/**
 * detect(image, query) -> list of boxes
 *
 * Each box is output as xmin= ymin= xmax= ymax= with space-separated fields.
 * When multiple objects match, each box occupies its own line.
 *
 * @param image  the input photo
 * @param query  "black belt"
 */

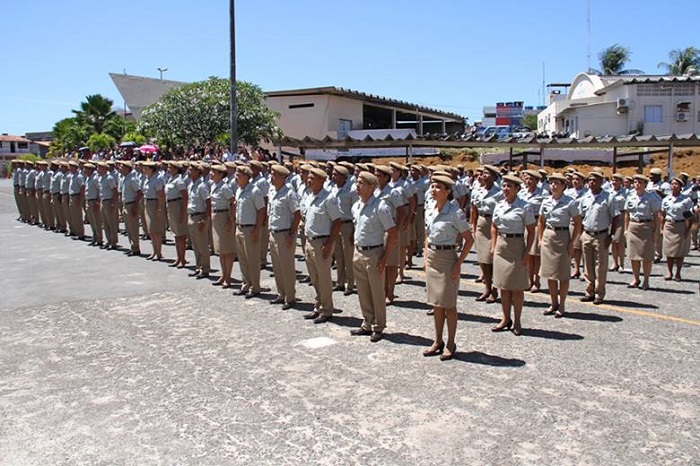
xmin=189 ymin=212 xmax=205 ymax=217
xmin=533 ymin=214 xmax=540 ymax=218
xmin=499 ymin=233 xmax=524 ymax=238
xmin=87 ymin=198 xmax=98 ymax=201
xmin=167 ymin=197 xmax=181 ymax=203
xmin=480 ymin=213 xmax=492 ymax=218
xmin=631 ymin=219 xmax=651 ymax=223
xmin=309 ymin=235 xmax=329 ymax=241
xmin=70 ymin=194 xmax=80 ymax=197
xmin=272 ymin=228 xmax=291 ymax=233
xmin=237 ymin=223 xmax=255 ymax=227
xmin=428 ymin=243 xmax=455 ymax=250
xmin=123 ymin=201 xmax=136 ymax=205
xmin=213 ymin=209 xmax=229 ymax=213
xmin=356 ymin=244 xmax=383 ymax=251
xmin=101 ymin=199 xmax=113 ymax=202
xmin=417 ymin=203 xmax=424 ymax=207
xmin=584 ymin=229 xmax=608 ymax=236
xmin=146 ymin=198 xmax=158 ymax=201
xmin=546 ymin=225 xmax=569 ymax=231
xmin=673 ymin=219 xmax=686 ymax=223
xmin=341 ymin=219 xmax=353 ymax=224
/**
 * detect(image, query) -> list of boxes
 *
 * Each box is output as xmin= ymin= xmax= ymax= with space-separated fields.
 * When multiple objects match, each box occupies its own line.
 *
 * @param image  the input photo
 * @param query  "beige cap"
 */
xmin=431 ymin=175 xmax=455 ymax=189
xmin=522 ymin=169 xmax=541 ymax=180
xmin=633 ymin=174 xmax=649 ymax=183
xmin=649 ymin=167 xmax=663 ymax=176
xmin=357 ymin=171 xmax=378 ymax=186
xmin=588 ymin=171 xmax=604 ymax=180
xmin=271 ymin=164 xmax=290 ymax=177
xmin=375 ymin=165 xmax=392 ymax=177
xmin=483 ymin=165 xmax=499 ymax=176
xmin=333 ymin=165 xmax=349 ymax=177
xmin=249 ymin=160 xmax=263 ymax=170
xmin=389 ymin=161 xmax=408 ymax=171
xmin=548 ymin=173 xmax=567 ymax=183
xmin=502 ymin=174 xmax=523 ymax=186
xmin=236 ymin=166 xmax=253 ymax=177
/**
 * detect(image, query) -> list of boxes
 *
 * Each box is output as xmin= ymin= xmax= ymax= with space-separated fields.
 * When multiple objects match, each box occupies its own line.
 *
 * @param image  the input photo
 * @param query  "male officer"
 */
xmin=250 ymin=160 xmax=270 ymax=266
xmin=580 ymin=171 xmax=620 ymax=305
xmin=119 ymin=161 xmax=143 ymax=255
xmin=50 ymin=161 xmax=65 ymax=232
xmin=59 ymin=162 xmax=71 ymax=235
xmin=303 ymin=167 xmax=342 ymax=323
xmin=330 ymin=164 xmax=357 ymax=295
xmin=83 ymin=163 xmax=103 ymax=246
xmin=97 ymin=162 xmax=119 ymax=249
xmin=233 ymin=165 xmax=266 ymax=297
xmin=67 ymin=161 xmax=85 ymax=239
xmin=187 ymin=163 xmax=212 ymax=279
xmin=374 ymin=165 xmax=405 ymax=304
xmin=268 ymin=164 xmax=301 ymax=309
xmin=350 ymin=171 xmax=397 ymax=342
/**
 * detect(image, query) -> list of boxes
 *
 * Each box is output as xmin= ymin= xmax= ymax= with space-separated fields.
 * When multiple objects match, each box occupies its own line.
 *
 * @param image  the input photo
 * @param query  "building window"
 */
xmin=17 ymin=142 xmax=29 ymax=149
xmin=288 ymin=103 xmax=314 ymax=109
xmin=644 ymin=105 xmax=663 ymax=123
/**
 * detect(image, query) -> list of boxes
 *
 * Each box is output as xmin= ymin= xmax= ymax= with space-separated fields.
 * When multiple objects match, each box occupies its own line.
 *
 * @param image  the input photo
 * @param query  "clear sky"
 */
xmin=1 ymin=0 xmax=698 ymax=136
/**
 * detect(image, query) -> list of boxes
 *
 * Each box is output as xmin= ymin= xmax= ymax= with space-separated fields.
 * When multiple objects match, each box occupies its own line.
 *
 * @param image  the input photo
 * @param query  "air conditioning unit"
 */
xmin=676 ymin=112 xmax=688 ymax=122
xmin=616 ymin=98 xmax=629 ymax=113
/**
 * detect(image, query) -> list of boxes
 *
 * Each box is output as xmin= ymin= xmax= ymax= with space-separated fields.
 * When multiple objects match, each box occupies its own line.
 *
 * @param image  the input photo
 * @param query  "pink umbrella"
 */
xmin=138 ymin=144 xmax=159 ymax=153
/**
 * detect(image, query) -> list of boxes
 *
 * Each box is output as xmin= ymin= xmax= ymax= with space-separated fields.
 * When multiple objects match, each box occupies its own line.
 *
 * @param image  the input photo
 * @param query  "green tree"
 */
xmin=658 ymin=47 xmax=700 ymax=75
xmin=522 ymin=114 xmax=538 ymax=130
xmin=72 ymin=94 xmax=116 ymax=134
xmin=86 ymin=133 xmax=117 ymax=153
xmin=50 ymin=117 xmax=92 ymax=153
xmin=103 ymin=115 xmax=137 ymax=142
xmin=121 ymin=131 xmax=147 ymax=145
xmin=596 ymin=44 xmax=644 ymax=75
xmin=138 ymin=77 xmax=281 ymax=147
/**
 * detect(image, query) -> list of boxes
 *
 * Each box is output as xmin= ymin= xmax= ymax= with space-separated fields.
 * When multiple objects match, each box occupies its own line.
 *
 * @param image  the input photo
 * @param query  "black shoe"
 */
xmin=195 ymin=273 xmax=210 ymax=279
xmin=127 ymin=250 xmax=141 ymax=257
xmin=282 ymin=302 xmax=295 ymax=310
xmin=592 ymin=297 xmax=604 ymax=305
xmin=343 ymin=288 xmax=354 ymax=296
xmin=370 ymin=332 xmax=383 ymax=343
xmin=304 ymin=311 xmax=320 ymax=320
xmin=580 ymin=295 xmax=595 ymax=302
xmin=313 ymin=314 xmax=331 ymax=324
xmin=333 ymin=285 xmax=345 ymax=292
xmin=298 ymin=276 xmax=311 ymax=283
xmin=269 ymin=297 xmax=284 ymax=305
xmin=188 ymin=271 xmax=201 ymax=277
xmin=245 ymin=292 xmax=260 ymax=299
xmin=491 ymin=320 xmax=513 ymax=332
xmin=423 ymin=341 xmax=445 ymax=357
xmin=234 ymin=288 xmax=249 ymax=296
xmin=350 ymin=328 xmax=372 ymax=336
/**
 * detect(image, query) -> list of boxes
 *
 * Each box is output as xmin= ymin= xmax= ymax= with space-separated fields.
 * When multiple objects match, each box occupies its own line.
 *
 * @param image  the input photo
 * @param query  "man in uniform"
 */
xmin=375 ymin=165 xmax=405 ymax=304
xmin=233 ymin=165 xmax=266 ymax=297
xmin=119 ymin=161 xmax=143 ymax=255
xmin=580 ymin=171 xmax=621 ymax=305
xmin=267 ymin=164 xmax=301 ymax=309
xmin=187 ymin=163 xmax=212 ymax=279
xmin=67 ymin=161 xmax=86 ymax=239
xmin=25 ymin=161 xmax=38 ymax=225
xmin=648 ymin=167 xmax=669 ymax=262
xmin=97 ymin=162 xmax=119 ymax=249
xmin=330 ymin=164 xmax=357 ymax=295
xmin=59 ymin=162 xmax=71 ymax=236
xmin=303 ymin=167 xmax=343 ymax=323
xmin=250 ymin=160 xmax=270 ymax=267
xmin=350 ymin=171 xmax=397 ymax=342
xmin=83 ymin=163 xmax=103 ymax=246
xmin=50 ymin=161 xmax=65 ymax=232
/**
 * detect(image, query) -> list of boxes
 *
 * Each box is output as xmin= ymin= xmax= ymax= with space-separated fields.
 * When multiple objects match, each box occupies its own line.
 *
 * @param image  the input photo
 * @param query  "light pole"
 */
xmin=230 ymin=0 xmax=238 ymax=153
xmin=661 ymin=84 xmax=676 ymax=178
xmin=157 ymin=67 xmax=169 ymax=80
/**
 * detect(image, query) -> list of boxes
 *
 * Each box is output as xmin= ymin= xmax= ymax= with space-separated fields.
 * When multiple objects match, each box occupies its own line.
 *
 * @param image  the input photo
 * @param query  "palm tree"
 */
xmin=72 ymin=94 xmax=116 ymax=134
xmin=595 ymin=44 xmax=644 ymax=75
xmin=658 ymin=47 xmax=700 ymax=76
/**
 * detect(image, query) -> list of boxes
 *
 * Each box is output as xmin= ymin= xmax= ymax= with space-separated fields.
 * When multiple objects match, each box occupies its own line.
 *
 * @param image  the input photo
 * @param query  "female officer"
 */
xmin=661 ymin=177 xmax=694 ymax=281
xmin=142 ymin=162 xmax=166 ymax=261
xmin=471 ymin=165 xmax=503 ymax=303
xmin=519 ymin=169 xmax=546 ymax=292
xmin=209 ymin=165 xmax=236 ymax=287
xmin=490 ymin=174 xmax=536 ymax=336
xmin=165 ymin=162 xmax=189 ymax=268
xmin=537 ymin=173 xmax=582 ymax=318
xmin=624 ymin=175 xmax=661 ymax=289
xmin=422 ymin=175 xmax=473 ymax=361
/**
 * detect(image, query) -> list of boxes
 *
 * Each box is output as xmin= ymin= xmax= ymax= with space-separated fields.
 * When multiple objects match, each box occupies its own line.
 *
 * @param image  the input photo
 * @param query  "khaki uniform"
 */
xmin=235 ymin=182 xmax=265 ymax=293
xmin=99 ymin=171 xmax=119 ymax=247
xmin=580 ymin=189 xmax=620 ymax=300
xmin=268 ymin=184 xmax=300 ymax=304
xmin=120 ymin=171 xmax=142 ymax=252
xmin=187 ymin=177 xmax=211 ymax=274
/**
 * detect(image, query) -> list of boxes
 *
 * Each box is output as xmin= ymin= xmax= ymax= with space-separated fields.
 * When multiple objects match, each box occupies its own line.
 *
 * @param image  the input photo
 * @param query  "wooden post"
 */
xmin=539 ymin=146 xmax=545 ymax=168
xmin=509 ymin=147 xmax=513 ymax=169
xmin=667 ymin=143 xmax=674 ymax=179
xmin=612 ymin=146 xmax=617 ymax=174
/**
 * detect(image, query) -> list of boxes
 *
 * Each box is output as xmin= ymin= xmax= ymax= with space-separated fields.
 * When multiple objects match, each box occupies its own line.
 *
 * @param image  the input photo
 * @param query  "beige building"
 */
xmin=538 ymin=73 xmax=700 ymax=138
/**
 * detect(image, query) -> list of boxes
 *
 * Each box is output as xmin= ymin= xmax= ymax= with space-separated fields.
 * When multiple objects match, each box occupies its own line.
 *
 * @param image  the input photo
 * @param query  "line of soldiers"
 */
xmin=11 ymin=157 xmax=699 ymax=342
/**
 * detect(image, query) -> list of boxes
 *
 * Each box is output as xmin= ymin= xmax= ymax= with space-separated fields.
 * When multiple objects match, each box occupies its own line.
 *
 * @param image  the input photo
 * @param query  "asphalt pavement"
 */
xmin=0 ymin=179 xmax=697 ymax=465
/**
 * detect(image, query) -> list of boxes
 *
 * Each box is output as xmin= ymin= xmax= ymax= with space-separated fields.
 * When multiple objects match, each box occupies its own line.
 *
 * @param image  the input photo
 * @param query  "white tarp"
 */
xmin=480 ymin=149 xmax=651 ymax=165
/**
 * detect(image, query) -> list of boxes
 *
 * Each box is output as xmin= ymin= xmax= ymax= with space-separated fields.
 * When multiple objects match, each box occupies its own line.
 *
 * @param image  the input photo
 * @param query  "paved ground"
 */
xmin=0 ymin=179 xmax=697 ymax=465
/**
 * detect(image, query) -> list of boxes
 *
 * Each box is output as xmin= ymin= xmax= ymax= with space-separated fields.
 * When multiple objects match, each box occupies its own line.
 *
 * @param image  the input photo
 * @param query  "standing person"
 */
xmin=624 ymin=175 xmax=661 ymax=289
xmin=142 ymin=162 xmax=166 ymax=260
xmin=118 ymin=161 xmax=142 ymax=256
xmin=579 ymin=172 xmax=621 ymax=304
xmin=59 ymin=162 xmax=71 ymax=235
xmin=471 ymin=165 xmax=503 ymax=303
xmin=209 ymin=165 xmax=236 ymax=288
xmin=35 ymin=161 xmax=46 ymax=227
xmin=187 ymin=163 xmax=212 ymax=279
xmin=661 ymin=177 xmax=694 ymax=281
xmin=97 ymin=162 xmax=119 ymax=250
xmin=83 ymin=163 xmax=103 ymax=247
xmin=11 ymin=160 xmax=23 ymax=222
xmin=422 ymin=175 xmax=473 ymax=359
xmin=648 ymin=167 xmax=670 ymax=262
xmin=350 ymin=171 xmax=397 ymax=343
xmin=565 ymin=172 xmax=589 ymax=278
xmin=50 ymin=161 xmax=65 ymax=232
xmin=25 ymin=161 xmax=38 ymax=225
xmin=67 ymin=161 xmax=86 ymax=239
xmin=490 ymin=175 xmax=536 ymax=336
xmin=519 ymin=169 xmax=546 ymax=292
xmin=165 ymin=161 xmax=189 ymax=268
xmin=268 ymin=164 xmax=301 ymax=309
xmin=302 ymin=167 xmax=343 ymax=323
xmin=233 ymin=165 xmax=265 ymax=298
xmin=389 ymin=162 xmax=416 ymax=283
xmin=538 ymin=173 xmax=582 ymax=318
xmin=374 ymin=165 xmax=405 ymax=304
xmin=330 ymin=165 xmax=357 ymax=295
xmin=609 ymin=173 xmax=628 ymax=272
xmin=250 ymin=160 xmax=270 ymax=267
xmin=408 ymin=164 xmax=429 ymax=264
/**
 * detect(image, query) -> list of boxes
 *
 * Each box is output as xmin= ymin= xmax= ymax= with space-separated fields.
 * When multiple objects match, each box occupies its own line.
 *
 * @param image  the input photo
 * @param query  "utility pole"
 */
xmin=230 ymin=0 xmax=238 ymax=153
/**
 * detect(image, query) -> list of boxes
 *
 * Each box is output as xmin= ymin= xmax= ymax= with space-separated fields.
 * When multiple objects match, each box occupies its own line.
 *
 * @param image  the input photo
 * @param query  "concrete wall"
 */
xmin=266 ymin=94 xmax=364 ymax=140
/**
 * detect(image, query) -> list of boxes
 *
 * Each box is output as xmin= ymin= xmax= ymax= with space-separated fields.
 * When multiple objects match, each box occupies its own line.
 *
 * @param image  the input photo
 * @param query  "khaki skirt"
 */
xmin=611 ymin=215 xmax=626 ymax=244
xmin=145 ymin=199 xmax=166 ymax=235
xmin=166 ymin=199 xmax=188 ymax=237
xmin=570 ymin=222 xmax=582 ymax=250
xmin=663 ymin=221 xmax=690 ymax=258
xmin=475 ymin=215 xmax=493 ymax=264
xmin=540 ymin=228 xmax=571 ymax=281
xmin=425 ymin=248 xmax=459 ymax=308
xmin=212 ymin=211 xmax=236 ymax=255
xmin=493 ymin=235 xmax=528 ymax=291
xmin=627 ymin=221 xmax=654 ymax=261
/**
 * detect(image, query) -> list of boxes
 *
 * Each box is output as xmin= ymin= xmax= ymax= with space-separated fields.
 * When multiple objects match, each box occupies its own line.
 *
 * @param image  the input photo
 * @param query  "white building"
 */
xmin=538 ymin=73 xmax=700 ymax=138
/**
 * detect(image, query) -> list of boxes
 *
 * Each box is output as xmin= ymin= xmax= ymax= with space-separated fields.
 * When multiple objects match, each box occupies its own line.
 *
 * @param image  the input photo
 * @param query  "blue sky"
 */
xmin=2 ymin=0 xmax=698 ymax=135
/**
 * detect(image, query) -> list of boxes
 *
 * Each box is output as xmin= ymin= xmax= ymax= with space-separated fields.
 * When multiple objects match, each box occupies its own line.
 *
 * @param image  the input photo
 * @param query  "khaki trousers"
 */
xmin=86 ymin=199 xmax=102 ymax=243
xmin=139 ymin=199 xmax=148 ymax=236
xmin=235 ymin=225 xmax=261 ymax=293
xmin=69 ymin=195 xmax=84 ymax=237
xmin=188 ymin=214 xmax=211 ymax=273
xmin=61 ymin=195 xmax=70 ymax=231
xmin=260 ymin=222 xmax=270 ymax=263
xmin=334 ymin=221 xmax=355 ymax=289
xmin=36 ymin=190 xmax=46 ymax=225
xmin=270 ymin=231 xmax=296 ymax=302
xmin=18 ymin=189 xmax=29 ymax=221
xmin=52 ymin=194 xmax=65 ymax=231
xmin=122 ymin=202 xmax=140 ymax=251
xmin=101 ymin=200 xmax=119 ymax=246
xmin=305 ymin=237 xmax=335 ymax=315
xmin=582 ymin=231 xmax=609 ymax=299
xmin=13 ymin=186 xmax=22 ymax=219
xmin=413 ymin=205 xmax=425 ymax=250
xmin=353 ymin=247 xmax=387 ymax=332
xmin=43 ymin=192 xmax=55 ymax=229
xmin=27 ymin=190 xmax=38 ymax=223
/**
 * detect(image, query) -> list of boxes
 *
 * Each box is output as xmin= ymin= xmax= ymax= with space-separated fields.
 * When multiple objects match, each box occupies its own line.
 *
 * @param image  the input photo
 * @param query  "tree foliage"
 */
xmin=87 ymin=133 xmax=117 ymax=152
xmin=521 ymin=114 xmax=538 ymax=130
xmin=658 ymin=47 xmax=700 ymax=76
xmin=72 ymin=94 xmax=116 ymax=134
xmin=595 ymin=44 xmax=644 ymax=75
xmin=50 ymin=117 xmax=92 ymax=154
xmin=138 ymin=77 xmax=281 ymax=147
xmin=103 ymin=115 xmax=137 ymax=142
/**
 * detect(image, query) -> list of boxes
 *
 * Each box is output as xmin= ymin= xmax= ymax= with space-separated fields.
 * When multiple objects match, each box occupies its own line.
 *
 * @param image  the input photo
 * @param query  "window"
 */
xmin=644 ymin=105 xmax=663 ymax=123
xmin=17 ymin=142 xmax=28 ymax=149
xmin=288 ymin=103 xmax=314 ymax=109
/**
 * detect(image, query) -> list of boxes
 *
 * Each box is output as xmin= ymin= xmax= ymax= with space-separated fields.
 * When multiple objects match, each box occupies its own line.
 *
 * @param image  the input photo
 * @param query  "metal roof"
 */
xmin=277 ymin=133 xmax=700 ymax=149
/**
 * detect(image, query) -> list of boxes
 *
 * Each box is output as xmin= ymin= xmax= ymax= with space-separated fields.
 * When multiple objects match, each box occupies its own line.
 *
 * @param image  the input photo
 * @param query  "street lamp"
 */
xmin=157 ymin=67 xmax=169 ymax=80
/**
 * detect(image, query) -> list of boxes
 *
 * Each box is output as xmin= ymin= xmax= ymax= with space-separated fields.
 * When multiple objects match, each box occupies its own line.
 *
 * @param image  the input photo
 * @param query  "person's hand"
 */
xmin=376 ymin=256 xmax=386 ymax=274
xmin=285 ymin=233 xmax=295 ymax=249
xmin=604 ymin=236 xmax=612 ymax=249
xmin=226 ymin=222 xmax=233 ymax=233
xmin=568 ymin=244 xmax=574 ymax=258
xmin=521 ymin=252 xmax=528 ymax=266
xmin=451 ymin=262 xmax=461 ymax=281
xmin=322 ymin=242 xmax=332 ymax=259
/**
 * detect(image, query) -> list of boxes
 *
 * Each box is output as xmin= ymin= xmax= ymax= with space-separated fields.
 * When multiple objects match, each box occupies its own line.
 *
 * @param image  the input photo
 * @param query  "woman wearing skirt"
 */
xmin=142 ymin=162 xmax=166 ymax=261
xmin=423 ymin=175 xmax=473 ymax=361
xmin=490 ymin=174 xmax=536 ymax=336
xmin=661 ymin=177 xmax=694 ymax=281
xmin=471 ymin=165 xmax=503 ymax=303
xmin=165 ymin=162 xmax=189 ymax=268
xmin=519 ymin=169 xmax=546 ymax=292
xmin=210 ymin=165 xmax=236 ymax=288
xmin=538 ymin=173 xmax=582 ymax=318
xmin=624 ymin=175 xmax=661 ymax=289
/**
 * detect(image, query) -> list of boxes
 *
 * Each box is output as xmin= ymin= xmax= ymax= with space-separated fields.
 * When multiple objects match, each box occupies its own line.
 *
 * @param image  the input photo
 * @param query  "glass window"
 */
xmin=644 ymin=105 xmax=663 ymax=123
